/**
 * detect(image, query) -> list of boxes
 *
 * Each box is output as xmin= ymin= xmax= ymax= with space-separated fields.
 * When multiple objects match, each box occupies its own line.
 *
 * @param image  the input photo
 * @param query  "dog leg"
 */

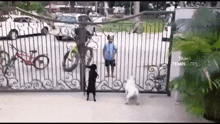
xmin=93 ymin=94 xmax=96 ymax=102
xmin=136 ymin=96 xmax=139 ymax=105
xmin=87 ymin=92 xmax=89 ymax=101
xmin=125 ymin=90 xmax=128 ymax=95
xmin=135 ymin=92 xmax=139 ymax=105
xmin=87 ymin=95 xmax=89 ymax=101
xmin=125 ymin=98 xmax=129 ymax=104
xmin=125 ymin=94 xmax=130 ymax=104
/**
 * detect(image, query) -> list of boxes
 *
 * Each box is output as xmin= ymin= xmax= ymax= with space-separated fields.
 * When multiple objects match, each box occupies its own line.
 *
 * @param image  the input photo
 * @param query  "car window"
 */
xmin=78 ymin=15 xmax=91 ymax=22
xmin=29 ymin=18 xmax=38 ymax=23
xmin=0 ymin=17 xmax=9 ymax=22
xmin=20 ymin=17 xmax=28 ymax=22
xmin=57 ymin=16 xmax=76 ymax=23
xmin=24 ymin=17 xmax=31 ymax=23
xmin=14 ymin=17 xmax=22 ymax=22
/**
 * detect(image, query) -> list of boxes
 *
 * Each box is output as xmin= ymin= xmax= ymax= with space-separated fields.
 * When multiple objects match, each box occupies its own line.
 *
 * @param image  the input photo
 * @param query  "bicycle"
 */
xmin=62 ymin=27 xmax=96 ymax=72
xmin=2 ymin=44 xmax=50 ymax=76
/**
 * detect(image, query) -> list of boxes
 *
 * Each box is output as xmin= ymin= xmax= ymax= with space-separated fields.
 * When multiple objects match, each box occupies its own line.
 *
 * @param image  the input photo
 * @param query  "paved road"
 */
xmin=0 ymin=92 xmax=213 ymax=122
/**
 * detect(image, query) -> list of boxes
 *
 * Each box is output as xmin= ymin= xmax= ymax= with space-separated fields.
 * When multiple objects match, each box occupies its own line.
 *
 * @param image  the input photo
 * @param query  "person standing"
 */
xmin=103 ymin=35 xmax=117 ymax=78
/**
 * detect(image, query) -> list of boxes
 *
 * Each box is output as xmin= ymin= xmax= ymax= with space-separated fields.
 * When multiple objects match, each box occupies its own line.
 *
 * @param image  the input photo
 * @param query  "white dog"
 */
xmin=124 ymin=75 xmax=139 ymax=105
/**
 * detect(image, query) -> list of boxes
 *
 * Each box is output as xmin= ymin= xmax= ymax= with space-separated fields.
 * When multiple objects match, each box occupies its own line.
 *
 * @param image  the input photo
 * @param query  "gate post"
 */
xmin=166 ymin=11 xmax=176 ymax=97
xmin=79 ymin=23 xmax=87 ymax=95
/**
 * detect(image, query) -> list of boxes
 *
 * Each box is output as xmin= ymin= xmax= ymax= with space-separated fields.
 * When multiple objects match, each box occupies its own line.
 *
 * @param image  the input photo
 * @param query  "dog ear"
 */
xmin=94 ymin=64 xmax=97 ymax=70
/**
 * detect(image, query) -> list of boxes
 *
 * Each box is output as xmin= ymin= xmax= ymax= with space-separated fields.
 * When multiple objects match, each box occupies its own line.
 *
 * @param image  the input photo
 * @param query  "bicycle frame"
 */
xmin=15 ymin=51 xmax=35 ymax=66
xmin=9 ymin=44 xmax=37 ymax=66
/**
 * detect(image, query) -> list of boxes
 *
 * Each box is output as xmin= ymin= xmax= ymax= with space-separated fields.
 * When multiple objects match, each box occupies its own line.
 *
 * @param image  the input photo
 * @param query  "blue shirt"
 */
xmin=104 ymin=43 xmax=117 ymax=60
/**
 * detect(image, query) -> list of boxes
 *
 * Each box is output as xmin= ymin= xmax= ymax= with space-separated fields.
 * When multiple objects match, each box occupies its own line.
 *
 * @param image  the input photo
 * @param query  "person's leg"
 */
xmin=111 ymin=66 xmax=114 ymax=78
xmin=111 ymin=60 xmax=115 ymax=78
xmin=105 ymin=60 xmax=110 ymax=76
xmin=106 ymin=67 xmax=110 ymax=76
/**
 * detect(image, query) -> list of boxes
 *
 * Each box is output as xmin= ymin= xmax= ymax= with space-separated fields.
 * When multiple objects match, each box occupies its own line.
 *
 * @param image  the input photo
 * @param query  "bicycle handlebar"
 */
xmin=9 ymin=44 xmax=25 ymax=53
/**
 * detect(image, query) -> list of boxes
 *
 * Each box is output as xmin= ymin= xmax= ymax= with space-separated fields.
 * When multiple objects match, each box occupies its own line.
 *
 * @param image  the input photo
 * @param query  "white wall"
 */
xmin=175 ymin=8 xmax=197 ymax=21
xmin=175 ymin=7 xmax=220 ymax=21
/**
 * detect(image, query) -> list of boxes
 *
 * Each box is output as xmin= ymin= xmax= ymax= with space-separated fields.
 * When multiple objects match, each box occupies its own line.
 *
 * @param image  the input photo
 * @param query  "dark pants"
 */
xmin=105 ymin=60 xmax=116 ymax=67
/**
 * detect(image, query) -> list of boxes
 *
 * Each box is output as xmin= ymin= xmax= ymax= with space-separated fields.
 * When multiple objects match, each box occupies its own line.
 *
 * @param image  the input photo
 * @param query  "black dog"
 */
xmin=86 ymin=64 xmax=98 ymax=101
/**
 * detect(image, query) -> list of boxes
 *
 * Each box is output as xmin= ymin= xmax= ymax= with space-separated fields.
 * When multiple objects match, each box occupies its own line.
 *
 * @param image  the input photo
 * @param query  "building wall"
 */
xmin=76 ymin=1 xmax=95 ymax=6
xmin=175 ymin=7 xmax=220 ymax=21
xmin=51 ymin=1 xmax=69 ymax=5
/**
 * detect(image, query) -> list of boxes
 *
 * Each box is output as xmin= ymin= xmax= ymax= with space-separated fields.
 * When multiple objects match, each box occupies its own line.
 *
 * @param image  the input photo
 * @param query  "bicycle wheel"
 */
xmin=33 ymin=55 xmax=49 ymax=70
xmin=2 ymin=55 xmax=16 ymax=76
xmin=2 ymin=61 xmax=13 ymax=77
xmin=85 ymin=47 xmax=93 ymax=66
xmin=63 ymin=51 xmax=79 ymax=72
xmin=0 ymin=51 xmax=10 ymax=68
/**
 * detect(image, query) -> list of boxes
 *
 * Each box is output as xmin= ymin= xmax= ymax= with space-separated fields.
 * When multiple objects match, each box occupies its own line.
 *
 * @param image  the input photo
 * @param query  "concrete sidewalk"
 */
xmin=0 ymin=92 xmax=213 ymax=122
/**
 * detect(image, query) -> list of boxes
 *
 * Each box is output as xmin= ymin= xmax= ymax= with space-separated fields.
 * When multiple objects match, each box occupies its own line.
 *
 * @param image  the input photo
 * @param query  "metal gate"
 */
xmin=0 ymin=7 xmax=175 ymax=94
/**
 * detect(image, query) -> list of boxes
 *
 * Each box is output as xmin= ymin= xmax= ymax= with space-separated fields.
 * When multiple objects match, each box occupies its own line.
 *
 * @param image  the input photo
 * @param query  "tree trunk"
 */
xmin=95 ymin=1 xmax=98 ymax=13
xmin=205 ymin=1 xmax=211 ymax=7
xmin=216 ymin=1 xmax=220 ymax=7
xmin=134 ymin=1 xmax=140 ymax=22
xmin=179 ymin=1 xmax=185 ymax=7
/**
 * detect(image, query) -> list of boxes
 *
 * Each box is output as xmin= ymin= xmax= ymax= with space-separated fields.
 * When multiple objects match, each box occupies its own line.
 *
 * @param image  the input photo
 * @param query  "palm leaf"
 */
xmin=213 ymin=38 xmax=220 ymax=49
xmin=212 ymin=81 xmax=218 ymax=89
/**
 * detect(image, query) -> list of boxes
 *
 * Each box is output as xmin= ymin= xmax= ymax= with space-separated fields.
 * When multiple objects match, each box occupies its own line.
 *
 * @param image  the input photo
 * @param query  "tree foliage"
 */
xmin=16 ymin=2 xmax=46 ymax=14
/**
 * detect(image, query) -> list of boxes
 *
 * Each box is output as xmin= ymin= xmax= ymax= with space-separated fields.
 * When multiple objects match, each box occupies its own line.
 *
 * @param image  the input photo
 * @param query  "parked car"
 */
xmin=50 ymin=13 xmax=96 ymax=40
xmin=0 ymin=15 xmax=50 ymax=40
xmin=89 ymin=12 xmax=106 ymax=23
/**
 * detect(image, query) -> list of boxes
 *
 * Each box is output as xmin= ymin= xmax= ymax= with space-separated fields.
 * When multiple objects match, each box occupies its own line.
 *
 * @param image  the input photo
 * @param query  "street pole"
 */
xmin=134 ymin=1 xmax=140 ymax=22
xmin=104 ymin=1 xmax=108 ymax=17
xmin=217 ymin=1 xmax=220 ymax=7
xmin=49 ymin=1 xmax=51 ymax=13
xmin=205 ymin=1 xmax=211 ymax=7
xmin=133 ymin=1 xmax=140 ymax=33
xmin=130 ymin=1 xmax=132 ymax=15
xmin=179 ymin=1 xmax=185 ymax=7
xmin=95 ymin=1 xmax=98 ymax=13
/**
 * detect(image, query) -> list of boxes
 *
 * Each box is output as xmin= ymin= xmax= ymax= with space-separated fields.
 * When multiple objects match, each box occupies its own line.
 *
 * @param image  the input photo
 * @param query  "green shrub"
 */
xmin=98 ymin=20 xmax=165 ymax=33
xmin=170 ymin=7 xmax=220 ymax=118
xmin=144 ymin=20 xmax=165 ymax=33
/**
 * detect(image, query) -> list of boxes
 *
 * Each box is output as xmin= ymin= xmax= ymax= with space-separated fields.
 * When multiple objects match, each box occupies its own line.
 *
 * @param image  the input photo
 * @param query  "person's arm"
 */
xmin=103 ymin=44 xmax=106 ymax=59
xmin=114 ymin=44 xmax=117 ymax=53
xmin=103 ymin=45 xmax=106 ymax=59
xmin=85 ymin=65 xmax=91 ymax=69
xmin=112 ymin=44 xmax=117 ymax=59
